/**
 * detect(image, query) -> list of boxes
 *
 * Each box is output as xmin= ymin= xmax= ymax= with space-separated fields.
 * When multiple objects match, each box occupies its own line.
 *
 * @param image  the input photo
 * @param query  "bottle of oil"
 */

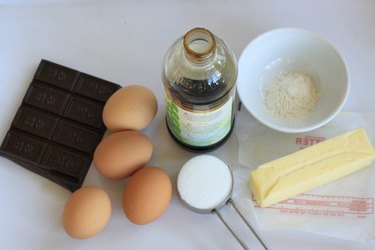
xmin=162 ymin=27 xmax=237 ymax=150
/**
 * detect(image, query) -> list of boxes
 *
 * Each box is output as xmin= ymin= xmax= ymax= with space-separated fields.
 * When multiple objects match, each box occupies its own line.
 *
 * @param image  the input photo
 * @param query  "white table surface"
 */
xmin=1 ymin=1 xmax=375 ymax=249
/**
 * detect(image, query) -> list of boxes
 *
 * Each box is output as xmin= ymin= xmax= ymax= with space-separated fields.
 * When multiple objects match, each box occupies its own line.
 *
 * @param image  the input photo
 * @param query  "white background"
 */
xmin=0 ymin=1 xmax=374 ymax=249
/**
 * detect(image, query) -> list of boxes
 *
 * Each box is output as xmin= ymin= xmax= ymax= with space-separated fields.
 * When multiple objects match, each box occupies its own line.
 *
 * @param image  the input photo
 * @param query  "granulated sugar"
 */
xmin=263 ymin=71 xmax=320 ymax=121
xmin=177 ymin=155 xmax=233 ymax=210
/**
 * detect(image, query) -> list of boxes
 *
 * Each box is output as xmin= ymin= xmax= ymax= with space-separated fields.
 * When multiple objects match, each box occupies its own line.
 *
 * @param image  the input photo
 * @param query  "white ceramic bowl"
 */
xmin=237 ymin=27 xmax=349 ymax=133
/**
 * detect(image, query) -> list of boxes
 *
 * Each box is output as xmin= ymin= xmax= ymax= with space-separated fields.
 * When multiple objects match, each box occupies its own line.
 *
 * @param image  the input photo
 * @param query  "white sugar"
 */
xmin=177 ymin=155 xmax=233 ymax=210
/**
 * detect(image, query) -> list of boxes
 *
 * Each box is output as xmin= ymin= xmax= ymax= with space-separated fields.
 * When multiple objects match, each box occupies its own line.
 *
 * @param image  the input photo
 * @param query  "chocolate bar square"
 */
xmin=0 ymin=59 xmax=121 ymax=192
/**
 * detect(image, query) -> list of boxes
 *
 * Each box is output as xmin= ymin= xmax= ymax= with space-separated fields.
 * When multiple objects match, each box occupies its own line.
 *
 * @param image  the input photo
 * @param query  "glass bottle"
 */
xmin=162 ymin=27 xmax=237 ymax=151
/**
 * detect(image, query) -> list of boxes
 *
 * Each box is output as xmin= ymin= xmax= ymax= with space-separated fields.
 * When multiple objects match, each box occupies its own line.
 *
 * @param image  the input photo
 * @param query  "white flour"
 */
xmin=263 ymin=71 xmax=319 ymax=121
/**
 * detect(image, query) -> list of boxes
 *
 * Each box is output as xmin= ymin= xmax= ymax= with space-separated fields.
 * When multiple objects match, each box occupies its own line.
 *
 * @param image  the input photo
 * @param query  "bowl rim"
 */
xmin=237 ymin=27 xmax=350 ymax=133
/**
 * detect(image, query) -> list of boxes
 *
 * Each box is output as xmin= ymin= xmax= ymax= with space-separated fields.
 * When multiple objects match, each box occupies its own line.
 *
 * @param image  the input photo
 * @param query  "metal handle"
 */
xmin=228 ymin=198 xmax=270 ymax=250
xmin=213 ymin=209 xmax=249 ymax=250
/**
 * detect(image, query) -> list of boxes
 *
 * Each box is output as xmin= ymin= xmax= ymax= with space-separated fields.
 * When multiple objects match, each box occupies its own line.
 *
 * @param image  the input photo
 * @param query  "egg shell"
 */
xmin=102 ymin=85 xmax=158 ymax=132
xmin=123 ymin=166 xmax=172 ymax=225
xmin=94 ymin=130 xmax=153 ymax=179
xmin=62 ymin=186 xmax=111 ymax=239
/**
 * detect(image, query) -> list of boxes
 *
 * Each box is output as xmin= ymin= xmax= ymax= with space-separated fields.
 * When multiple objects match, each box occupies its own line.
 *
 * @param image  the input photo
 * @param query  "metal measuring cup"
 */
xmin=177 ymin=155 xmax=270 ymax=250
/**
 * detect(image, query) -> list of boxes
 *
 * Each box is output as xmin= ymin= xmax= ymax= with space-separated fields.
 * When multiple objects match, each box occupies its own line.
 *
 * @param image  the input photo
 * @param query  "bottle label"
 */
xmin=166 ymin=96 xmax=233 ymax=147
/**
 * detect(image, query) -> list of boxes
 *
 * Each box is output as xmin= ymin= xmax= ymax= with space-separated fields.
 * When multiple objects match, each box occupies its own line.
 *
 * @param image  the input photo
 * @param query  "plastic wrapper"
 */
xmin=234 ymin=109 xmax=375 ymax=241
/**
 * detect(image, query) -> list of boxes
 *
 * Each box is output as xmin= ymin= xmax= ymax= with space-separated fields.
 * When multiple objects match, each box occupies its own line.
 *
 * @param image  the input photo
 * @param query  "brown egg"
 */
xmin=123 ymin=167 xmax=172 ymax=225
xmin=62 ymin=186 xmax=111 ymax=239
xmin=102 ymin=85 xmax=158 ymax=132
xmin=94 ymin=130 xmax=153 ymax=179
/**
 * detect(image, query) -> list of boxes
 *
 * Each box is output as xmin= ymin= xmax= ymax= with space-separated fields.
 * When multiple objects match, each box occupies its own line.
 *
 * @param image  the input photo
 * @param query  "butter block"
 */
xmin=250 ymin=128 xmax=375 ymax=208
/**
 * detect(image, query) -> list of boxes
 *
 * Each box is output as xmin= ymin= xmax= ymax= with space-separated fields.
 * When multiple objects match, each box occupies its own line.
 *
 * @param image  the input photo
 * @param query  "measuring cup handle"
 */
xmin=213 ymin=209 xmax=249 ymax=250
xmin=228 ymin=198 xmax=271 ymax=250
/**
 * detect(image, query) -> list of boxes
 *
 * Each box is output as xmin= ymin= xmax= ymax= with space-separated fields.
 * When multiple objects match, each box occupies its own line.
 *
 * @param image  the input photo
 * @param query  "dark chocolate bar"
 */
xmin=0 ymin=59 xmax=121 ymax=192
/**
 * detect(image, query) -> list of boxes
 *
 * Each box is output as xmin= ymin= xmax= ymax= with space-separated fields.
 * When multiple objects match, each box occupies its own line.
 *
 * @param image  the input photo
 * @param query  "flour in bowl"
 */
xmin=263 ymin=71 xmax=320 ymax=121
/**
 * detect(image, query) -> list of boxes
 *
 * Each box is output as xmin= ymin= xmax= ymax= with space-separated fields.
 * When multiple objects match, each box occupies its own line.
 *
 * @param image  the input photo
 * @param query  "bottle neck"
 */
xmin=183 ymin=28 xmax=216 ymax=65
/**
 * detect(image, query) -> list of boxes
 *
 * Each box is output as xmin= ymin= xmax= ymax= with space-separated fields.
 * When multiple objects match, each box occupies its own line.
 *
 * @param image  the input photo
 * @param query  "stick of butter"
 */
xmin=250 ymin=128 xmax=375 ymax=208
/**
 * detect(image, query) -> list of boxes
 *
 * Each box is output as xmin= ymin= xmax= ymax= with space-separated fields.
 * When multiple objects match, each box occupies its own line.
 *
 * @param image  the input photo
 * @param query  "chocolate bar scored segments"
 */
xmin=63 ymin=96 xmax=106 ymax=130
xmin=52 ymin=119 xmax=103 ymax=154
xmin=74 ymin=73 xmax=122 ymax=103
xmin=0 ymin=59 xmax=121 ymax=192
xmin=0 ymin=130 xmax=86 ymax=191
xmin=34 ymin=60 xmax=80 ymax=91
xmin=12 ymin=105 xmax=59 ymax=140
xmin=23 ymin=80 xmax=70 ymax=115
